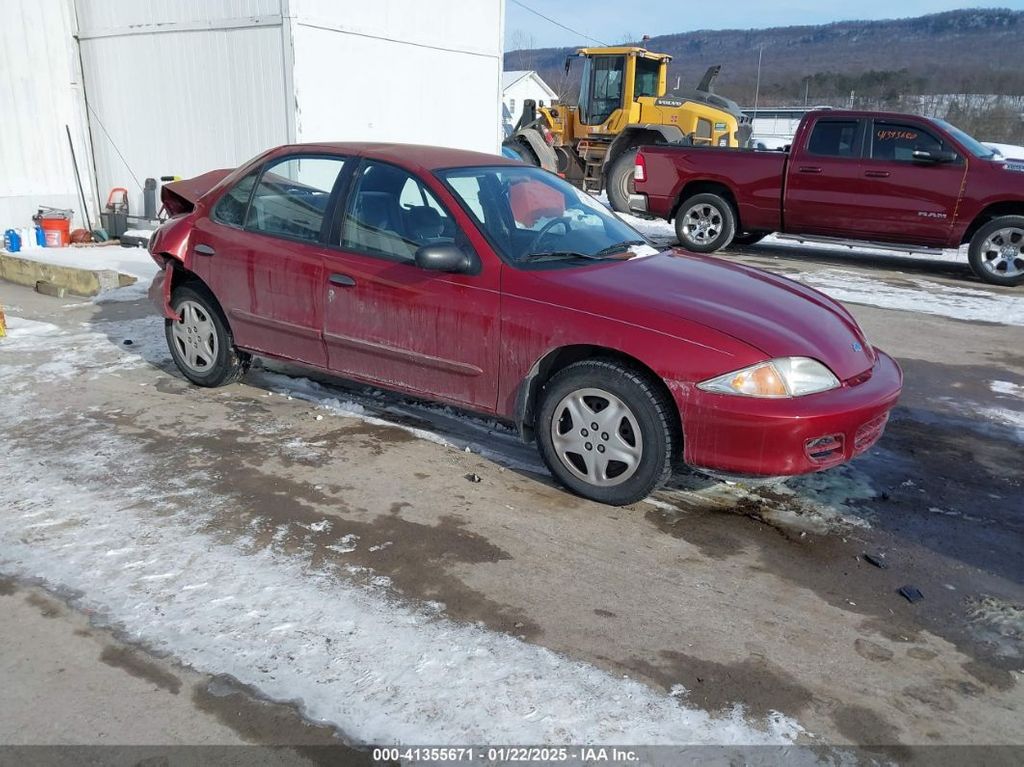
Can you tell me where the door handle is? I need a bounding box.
[797,166,822,174]
[194,244,215,256]
[864,170,891,178]
[329,273,356,287]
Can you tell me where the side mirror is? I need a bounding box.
[912,148,958,164]
[414,243,472,273]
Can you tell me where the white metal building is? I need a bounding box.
[501,70,557,135]
[1,0,505,231]
[743,106,833,149]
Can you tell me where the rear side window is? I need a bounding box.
[245,156,345,242]
[871,122,945,161]
[212,171,258,227]
[806,120,859,158]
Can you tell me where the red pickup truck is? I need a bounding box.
[630,110,1024,286]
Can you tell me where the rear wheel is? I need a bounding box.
[165,284,250,387]
[536,360,679,506]
[674,192,736,253]
[606,148,638,214]
[968,216,1024,286]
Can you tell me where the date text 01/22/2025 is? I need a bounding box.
[371,746,640,763]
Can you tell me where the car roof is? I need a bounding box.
[266,142,524,173]
[805,110,940,123]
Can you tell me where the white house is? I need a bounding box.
[0,0,505,231]
[502,70,557,135]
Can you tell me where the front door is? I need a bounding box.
[852,118,967,246]
[320,160,501,410]
[193,154,347,367]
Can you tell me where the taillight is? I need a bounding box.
[540,125,554,145]
[633,152,647,182]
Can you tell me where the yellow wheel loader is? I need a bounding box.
[503,46,752,213]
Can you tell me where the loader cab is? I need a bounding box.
[573,47,669,131]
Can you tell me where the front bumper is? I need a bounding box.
[678,350,903,476]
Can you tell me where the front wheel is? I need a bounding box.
[165,284,251,387]
[968,216,1024,286]
[536,360,679,506]
[674,192,736,253]
[606,148,638,214]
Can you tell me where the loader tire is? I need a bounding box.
[606,149,638,214]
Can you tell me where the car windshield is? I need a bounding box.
[437,165,655,266]
[932,119,996,159]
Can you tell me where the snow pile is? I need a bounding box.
[10,244,159,282]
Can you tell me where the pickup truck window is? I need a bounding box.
[871,121,946,162]
[806,121,859,158]
[933,119,997,158]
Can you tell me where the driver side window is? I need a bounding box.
[340,161,456,262]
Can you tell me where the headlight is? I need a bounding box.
[698,357,839,398]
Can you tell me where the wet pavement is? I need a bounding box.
[1,240,1022,753]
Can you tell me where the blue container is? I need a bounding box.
[35,225,45,247]
[3,228,22,253]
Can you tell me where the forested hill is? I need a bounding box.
[505,9,1024,107]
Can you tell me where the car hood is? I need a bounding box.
[531,250,876,381]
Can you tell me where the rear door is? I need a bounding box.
[193,154,347,367]
[783,117,868,235]
[319,160,501,410]
[853,119,966,245]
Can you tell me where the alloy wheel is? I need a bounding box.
[979,226,1024,278]
[681,203,723,245]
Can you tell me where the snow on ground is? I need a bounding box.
[6,242,159,281]
[991,380,1024,399]
[791,269,1024,326]
[0,315,805,745]
[3,242,159,304]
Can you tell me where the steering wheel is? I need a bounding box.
[527,216,574,254]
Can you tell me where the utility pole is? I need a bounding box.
[752,45,763,119]
[804,77,810,107]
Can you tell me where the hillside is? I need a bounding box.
[505,9,1024,141]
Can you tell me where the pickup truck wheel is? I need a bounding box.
[165,285,251,387]
[606,149,638,214]
[968,216,1024,286]
[536,359,679,506]
[675,193,736,253]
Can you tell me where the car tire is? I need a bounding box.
[606,148,638,214]
[535,359,679,506]
[968,216,1024,286]
[729,231,767,247]
[674,192,736,253]
[165,284,251,387]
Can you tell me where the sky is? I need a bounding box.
[504,0,1024,49]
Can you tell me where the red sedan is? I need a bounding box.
[148,143,902,506]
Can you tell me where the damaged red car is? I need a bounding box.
[148,143,902,506]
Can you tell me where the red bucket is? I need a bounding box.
[39,216,71,247]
